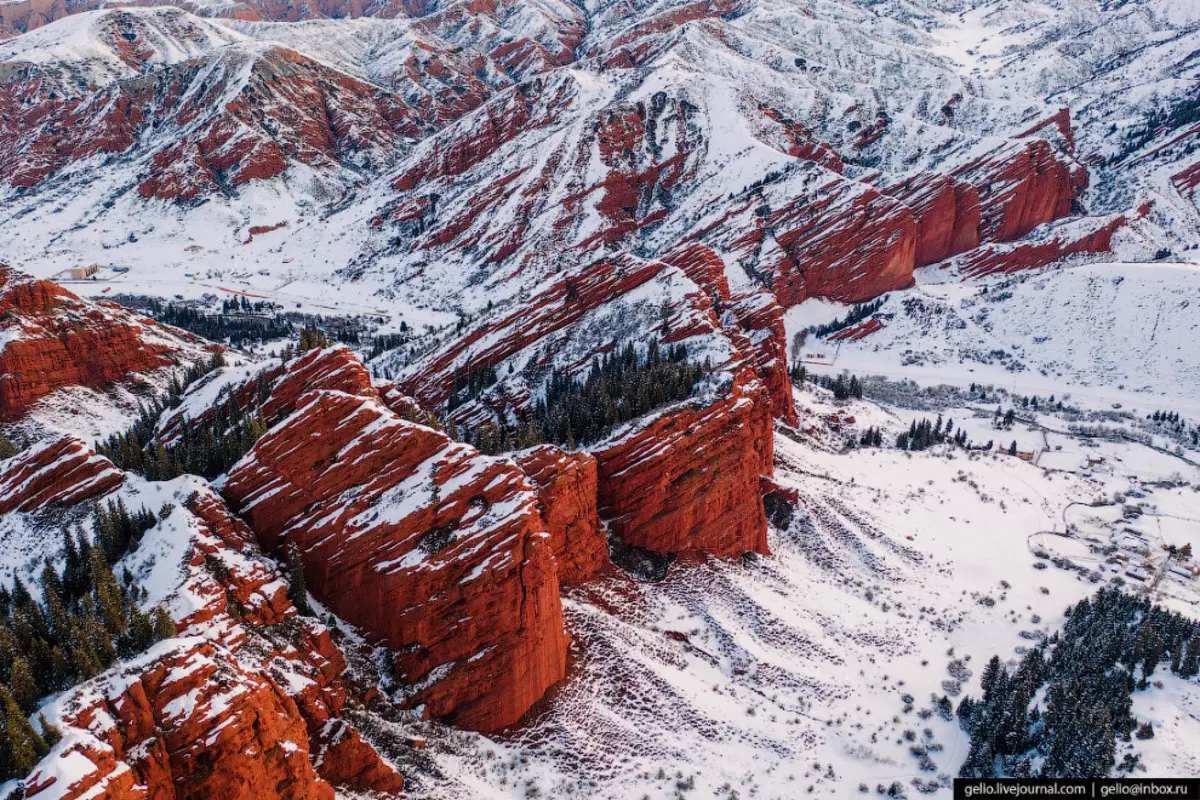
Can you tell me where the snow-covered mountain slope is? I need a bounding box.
[0,0,1198,795]
[5,0,1182,320]
[787,259,1200,416]
[0,263,214,440]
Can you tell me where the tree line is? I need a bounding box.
[532,341,711,448]
[897,415,974,451]
[958,588,1200,778]
[440,341,713,454]
[808,297,886,339]
[97,370,274,482]
[0,500,177,782]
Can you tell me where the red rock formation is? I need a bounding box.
[245,221,288,243]
[311,719,407,796]
[828,317,885,341]
[0,266,206,421]
[27,642,336,800]
[0,437,123,514]
[593,369,772,557]
[953,214,1126,278]
[23,480,404,800]
[663,244,797,425]
[1017,107,1076,154]
[0,10,430,197]
[886,174,982,267]
[261,345,375,421]
[704,179,918,306]
[515,445,608,585]
[608,0,745,49]
[955,138,1086,243]
[224,388,568,733]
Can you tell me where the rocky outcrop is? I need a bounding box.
[593,369,773,557]
[880,132,1083,269]
[515,445,608,586]
[886,174,982,267]
[955,138,1086,244]
[664,244,797,425]
[224,388,568,733]
[260,344,375,421]
[717,180,919,306]
[0,266,207,421]
[0,437,122,514]
[23,478,404,800]
[0,10,425,196]
[952,214,1127,278]
[28,642,336,800]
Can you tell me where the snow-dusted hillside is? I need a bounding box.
[370,381,1200,798]
[2,0,1195,319]
[788,260,1200,416]
[1,0,1199,795]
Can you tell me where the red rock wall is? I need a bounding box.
[955,138,1086,244]
[224,389,568,733]
[27,643,336,800]
[716,183,918,306]
[0,437,123,514]
[955,214,1126,278]
[24,482,404,800]
[886,174,982,267]
[515,445,608,586]
[0,269,199,421]
[261,344,375,421]
[593,369,773,557]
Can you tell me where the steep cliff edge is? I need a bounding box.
[0,451,404,800]
[223,387,569,733]
[0,265,209,423]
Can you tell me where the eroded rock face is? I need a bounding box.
[0,437,122,514]
[0,266,206,421]
[886,174,982,268]
[20,478,404,800]
[956,138,1086,244]
[261,344,376,421]
[224,388,568,733]
[515,445,608,586]
[593,369,773,558]
[953,214,1127,278]
[28,642,336,800]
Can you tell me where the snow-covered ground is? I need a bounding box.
[379,379,1200,798]
[787,261,1200,419]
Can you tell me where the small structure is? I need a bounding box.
[184,244,204,253]
[1124,566,1148,582]
[68,263,99,280]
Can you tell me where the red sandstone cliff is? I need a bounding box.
[223,387,568,733]
[515,445,608,586]
[0,437,122,513]
[594,368,773,557]
[0,265,208,422]
[7,456,403,799]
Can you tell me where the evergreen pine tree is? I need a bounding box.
[286,543,313,617]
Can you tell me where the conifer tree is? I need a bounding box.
[151,608,176,643]
[0,684,46,776]
[286,543,313,617]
